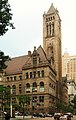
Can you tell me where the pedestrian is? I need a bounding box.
[5,112,10,120]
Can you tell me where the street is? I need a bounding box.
[0,115,76,120]
[11,115,76,120]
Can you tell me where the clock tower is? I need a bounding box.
[43,3,62,99]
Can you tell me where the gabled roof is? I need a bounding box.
[5,46,48,75]
[5,45,54,75]
[47,3,56,14]
[5,55,30,75]
[37,45,48,62]
[22,45,49,69]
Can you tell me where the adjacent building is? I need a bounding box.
[67,79,76,104]
[62,51,76,83]
[62,51,76,103]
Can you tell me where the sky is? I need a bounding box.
[0,0,76,58]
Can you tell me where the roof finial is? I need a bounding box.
[51,3,53,6]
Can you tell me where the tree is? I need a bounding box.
[17,95,30,114]
[0,50,10,72]
[0,85,10,111]
[71,95,76,113]
[0,0,15,36]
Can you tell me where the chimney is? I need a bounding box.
[28,51,31,56]
[34,46,36,51]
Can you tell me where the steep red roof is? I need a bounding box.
[5,55,29,75]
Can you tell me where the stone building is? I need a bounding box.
[62,51,76,83]
[67,79,76,104]
[0,3,68,114]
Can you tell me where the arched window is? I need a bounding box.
[32,82,37,92]
[50,23,51,35]
[40,82,44,92]
[12,85,16,95]
[46,23,48,36]
[52,22,54,36]
[26,83,30,93]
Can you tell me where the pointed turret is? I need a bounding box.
[47,3,58,14]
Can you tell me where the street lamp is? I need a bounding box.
[10,87,12,118]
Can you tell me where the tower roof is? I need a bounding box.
[47,3,56,14]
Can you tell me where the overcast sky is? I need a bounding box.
[0,0,76,58]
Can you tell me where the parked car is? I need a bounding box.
[54,113,61,120]
[33,113,39,117]
[60,114,72,120]
[66,113,73,117]
[33,113,45,118]
[38,113,45,118]
[44,113,53,117]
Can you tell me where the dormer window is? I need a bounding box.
[33,57,37,65]
[32,46,40,66]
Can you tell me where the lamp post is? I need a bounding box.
[10,87,12,118]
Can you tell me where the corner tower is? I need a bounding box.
[43,3,62,82]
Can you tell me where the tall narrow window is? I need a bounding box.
[50,24,51,35]
[10,77,13,81]
[34,71,36,78]
[12,85,16,95]
[39,96,44,102]
[30,72,32,78]
[42,70,44,77]
[26,83,30,93]
[46,24,48,36]
[14,76,16,81]
[40,82,44,92]
[33,57,37,65]
[26,72,28,79]
[19,75,22,80]
[32,82,37,92]
[19,84,22,94]
[38,71,40,77]
[52,23,54,36]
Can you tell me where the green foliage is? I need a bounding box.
[17,95,30,105]
[17,95,30,113]
[55,101,74,113]
[0,85,11,111]
[71,95,76,110]
[0,0,15,36]
[0,50,10,72]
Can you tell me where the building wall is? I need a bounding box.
[67,80,76,103]
[0,3,68,114]
[43,4,62,100]
[62,52,76,83]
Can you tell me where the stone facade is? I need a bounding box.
[43,3,62,100]
[0,3,68,114]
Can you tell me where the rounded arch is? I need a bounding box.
[32,82,37,92]
[26,83,30,88]
[26,83,30,93]
[32,82,37,87]
[40,82,44,87]
[39,81,44,92]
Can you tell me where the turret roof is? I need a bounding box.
[47,3,56,14]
